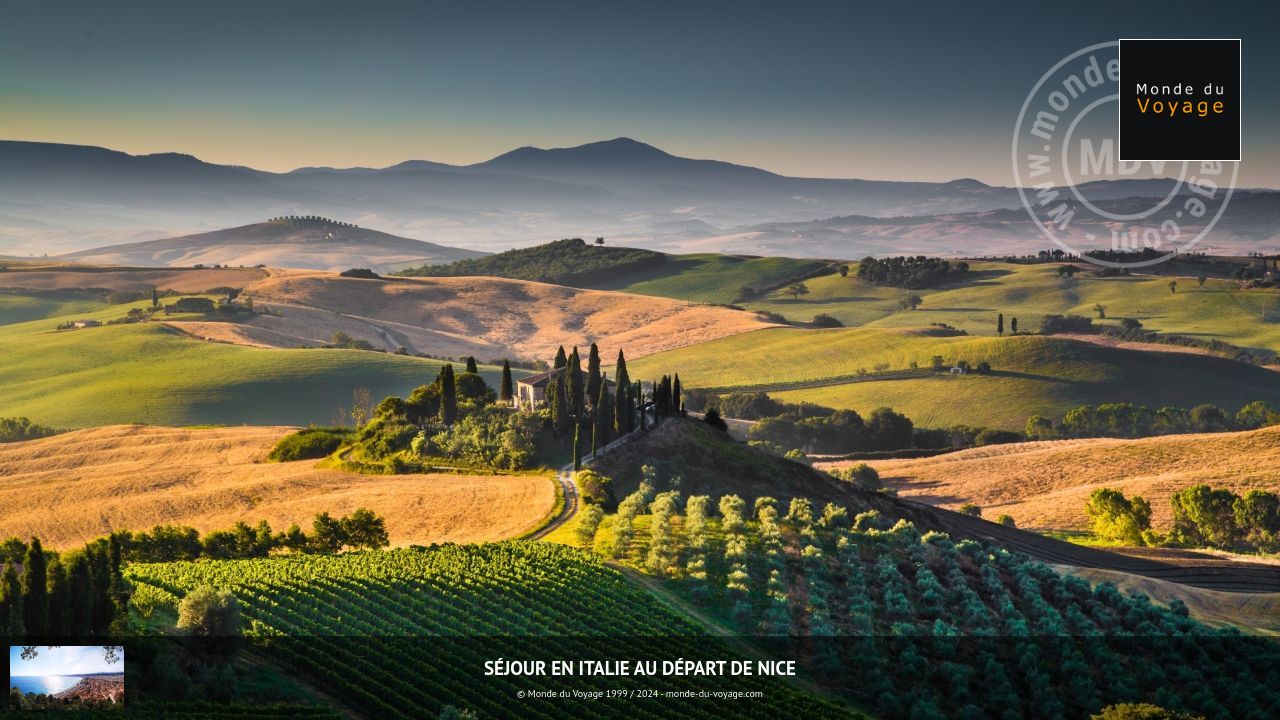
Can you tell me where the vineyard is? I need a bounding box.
[125,543,863,719]
[583,480,1280,720]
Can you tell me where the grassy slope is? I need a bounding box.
[0,305,501,427]
[0,294,106,324]
[585,253,829,304]
[745,262,1280,352]
[631,328,1280,429]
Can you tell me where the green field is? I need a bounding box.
[0,293,107,324]
[631,327,1280,429]
[126,543,860,720]
[586,253,830,304]
[741,262,1280,352]
[0,307,506,428]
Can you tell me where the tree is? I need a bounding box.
[592,373,612,453]
[586,343,602,410]
[465,356,478,374]
[1,565,22,635]
[1188,403,1227,432]
[672,374,682,414]
[1233,489,1280,546]
[553,346,567,369]
[614,350,631,435]
[454,371,492,403]
[997,514,1017,527]
[1085,488,1151,544]
[1093,303,1106,319]
[438,364,457,424]
[499,360,513,404]
[900,294,923,310]
[866,407,913,450]
[567,347,585,418]
[341,508,389,550]
[838,265,849,277]
[1234,400,1278,430]
[1025,415,1056,439]
[1170,484,1238,547]
[46,557,69,634]
[177,586,241,636]
[1168,280,1177,294]
[997,313,1004,335]
[151,288,159,308]
[703,408,728,431]
[1197,275,1207,287]
[575,470,614,507]
[310,512,348,553]
[957,504,982,517]
[1011,317,1018,333]
[572,421,582,471]
[784,282,810,300]
[21,538,48,636]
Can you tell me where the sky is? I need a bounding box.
[2,0,1278,186]
[8,646,121,677]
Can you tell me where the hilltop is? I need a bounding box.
[823,424,1280,531]
[59,217,486,272]
[0,425,554,548]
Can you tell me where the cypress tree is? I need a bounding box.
[21,537,48,636]
[673,374,682,415]
[572,420,582,471]
[67,552,92,637]
[567,347,585,419]
[465,356,479,374]
[594,372,612,453]
[1,564,22,635]
[499,360,514,403]
[638,382,648,431]
[438,364,457,425]
[46,557,69,634]
[553,346,567,369]
[88,544,113,636]
[1011,318,1018,334]
[586,343,602,409]
[548,374,571,436]
[997,313,1004,336]
[151,287,159,308]
[614,350,631,435]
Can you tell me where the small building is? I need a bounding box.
[73,319,101,328]
[514,367,616,410]
[170,297,217,313]
[950,366,966,375]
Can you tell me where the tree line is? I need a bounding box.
[0,535,126,637]
[856,256,970,289]
[1027,400,1280,440]
[1086,485,1280,551]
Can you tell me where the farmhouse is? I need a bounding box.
[514,367,615,410]
[72,319,101,328]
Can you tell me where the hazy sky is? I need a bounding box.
[2,0,1277,185]
[9,646,120,677]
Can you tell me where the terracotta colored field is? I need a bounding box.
[0,425,555,549]
[171,270,776,362]
[817,425,1280,531]
[0,266,267,292]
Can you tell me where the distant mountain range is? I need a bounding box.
[59,217,485,272]
[1,138,1276,260]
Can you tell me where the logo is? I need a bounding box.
[1012,41,1238,268]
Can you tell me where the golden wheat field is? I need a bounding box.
[170,270,776,362]
[817,426,1280,531]
[0,425,555,549]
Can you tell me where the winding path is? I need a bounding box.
[526,465,578,540]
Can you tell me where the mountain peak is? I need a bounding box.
[479,137,672,167]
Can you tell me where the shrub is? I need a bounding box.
[957,504,982,517]
[1039,314,1094,334]
[811,313,843,328]
[177,586,241,636]
[575,470,615,508]
[996,514,1017,527]
[702,408,729,432]
[267,427,353,462]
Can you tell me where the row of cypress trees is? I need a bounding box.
[0,535,126,638]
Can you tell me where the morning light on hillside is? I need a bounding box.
[2,2,1279,719]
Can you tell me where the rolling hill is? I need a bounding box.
[0,307,496,427]
[629,327,1280,429]
[0,425,555,548]
[819,425,1280,532]
[176,269,778,363]
[60,217,485,272]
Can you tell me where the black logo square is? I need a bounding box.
[1119,39,1240,161]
